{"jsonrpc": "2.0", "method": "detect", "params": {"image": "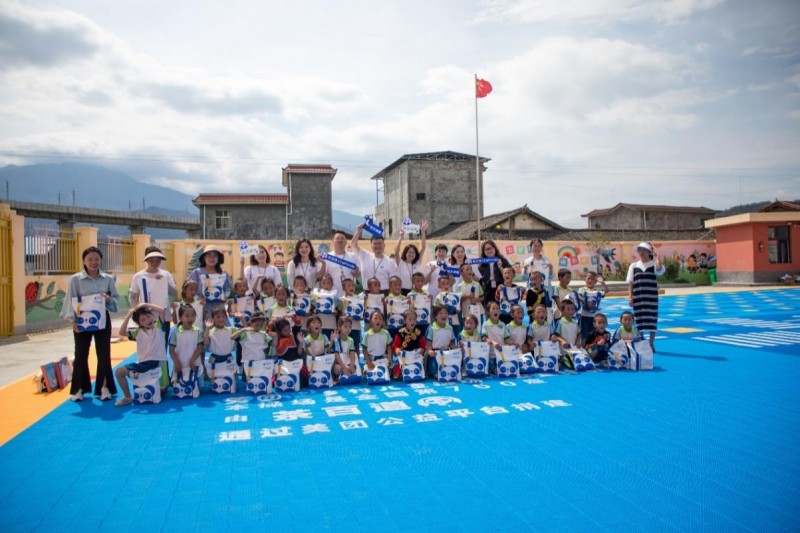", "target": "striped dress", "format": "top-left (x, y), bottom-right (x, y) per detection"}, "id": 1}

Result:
top-left (626, 260), bottom-right (665, 332)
